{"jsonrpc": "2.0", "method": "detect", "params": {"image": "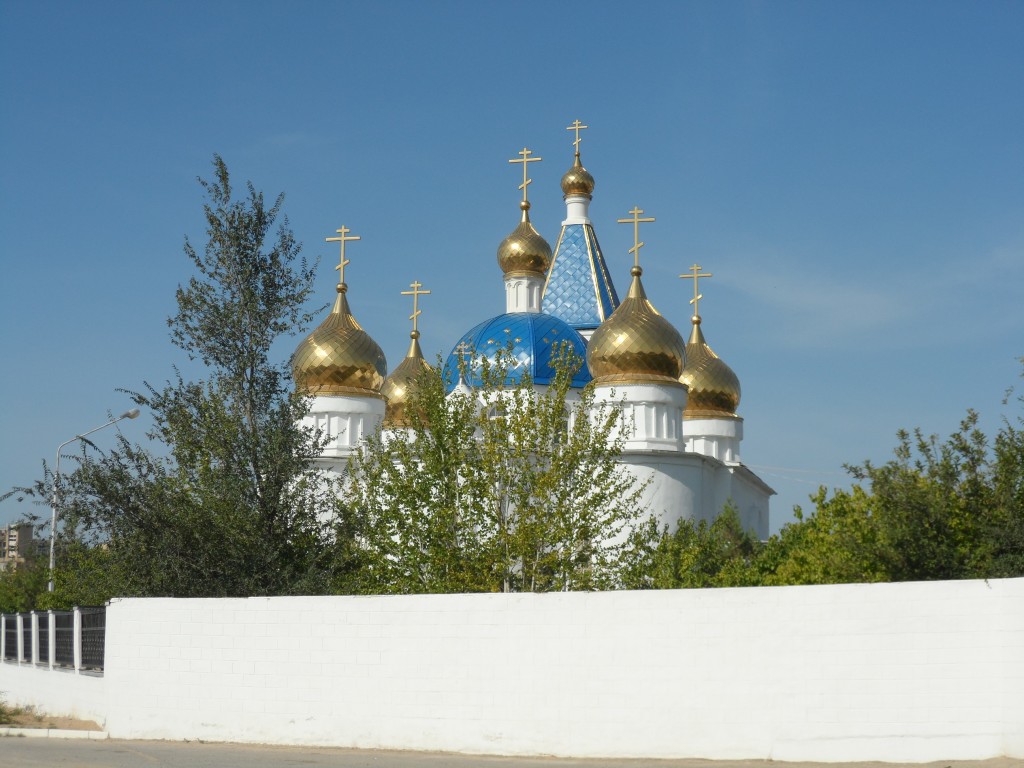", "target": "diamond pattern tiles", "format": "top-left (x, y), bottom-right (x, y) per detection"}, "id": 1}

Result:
top-left (542, 224), bottom-right (620, 331)
top-left (587, 275), bottom-right (686, 385)
top-left (382, 340), bottom-right (433, 427)
top-left (291, 293), bottom-right (388, 396)
top-left (443, 312), bottom-right (592, 391)
top-left (681, 323), bottom-right (741, 417)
